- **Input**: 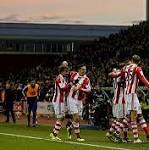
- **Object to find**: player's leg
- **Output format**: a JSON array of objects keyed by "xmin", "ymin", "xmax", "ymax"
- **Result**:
[
  {"xmin": 106, "ymin": 103, "xmax": 117, "ymax": 137},
  {"xmin": 122, "ymin": 117, "xmax": 130, "ymax": 142},
  {"xmin": 72, "ymin": 113, "xmax": 85, "ymax": 141},
  {"xmin": 65, "ymin": 97, "xmax": 73, "ymax": 139},
  {"xmin": 137, "ymin": 114, "xmax": 149, "ymax": 140},
  {"xmin": 113, "ymin": 103, "xmax": 130, "ymax": 143},
  {"xmin": 121, "ymin": 104, "xmax": 129, "ymax": 142},
  {"xmin": 27, "ymin": 99, "xmax": 32, "ymax": 127},
  {"xmin": 135, "ymin": 96, "xmax": 149, "ymax": 140},
  {"xmin": 65, "ymin": 114, "xmax": 73, "ymax": 139},
  {"xmin": 107, "ymin": 103, "xmax": 125, "ymax": 142},
  {"xmin": 127, "ymin": 94, "xmax": 142, "ymax": 143},
  {"xmin": 5, "ymin": 104, "xmax": 10, "ymax": 122},
  {"xmin": 50, "ymin": 118, "xmax": 64, "ymax": 141},
  {"xmin": 10, "ymin": 104, "xmax": 16, "ymax": 123},
  {"xmin": 106, "ymin": 118, "xmax": 117, "ymax": 142},
  {"xmin": 106, "ymin": 104, "xmax": 118, "ymax": 141},
  {"xmin": 130, "ymin": 110, "xmax": 142, "ymax": 143},
  {"xmin": 50, "ymin": 102, "xmax": 64, "ymax": 141},
  {"xmin": 32, "ymin": 99, "xmax": 37, "ymax": 127},
  {"xmin": 68, "ymin": 97, "xmax": 85, "ymax": 141},
  {"xmin": 73, "ymin": 100, "xmax": 85, "ymax": 142}
]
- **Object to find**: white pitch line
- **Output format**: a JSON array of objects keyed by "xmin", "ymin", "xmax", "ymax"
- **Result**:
[{"xmin": 0, "ymin": 132, "xmax": 132, "ymax": 150}]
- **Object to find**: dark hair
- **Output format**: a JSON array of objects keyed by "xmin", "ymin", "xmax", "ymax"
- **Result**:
[
  {"xmin": 119, "ymin": 62, "xmax": 126, "ymax": 68},
  {"xmin": 132, "ymin": 54, "xmax": 141, "ymax": 64},
  {"xmin": 77, "ymin": 64, "xmax": 86, "ymax": 70}
]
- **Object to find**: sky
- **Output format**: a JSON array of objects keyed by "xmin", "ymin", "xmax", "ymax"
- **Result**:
[{"xmin": 0, "ymin": 0, "xmax": 146, "ymax": 25}]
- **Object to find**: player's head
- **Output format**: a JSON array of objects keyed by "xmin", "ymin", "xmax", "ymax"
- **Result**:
[
  {"xmin": 112, "ymin": 68, "xmax": 117, "ymax": 72},
  {"xmin": 58, "ymin": 65, "xmax": 69, "ymax": 76},
  {"xmin": 131, "ymin": 54, "xmax": 141, "ymax": 65},
  {"xmin": 30, "ymin": 80, "xmax": 36, "ymax": 87},
  {"xmin": 6, "ymin": 82, "xmax": 10, "ymax": 89},
  {"xmin": 61, "ymin": 61, "xmax": 68, "ymax": 67},
  {"xmin": 78, "ymin": 64, "xmax": 87, "ymax": 76}
]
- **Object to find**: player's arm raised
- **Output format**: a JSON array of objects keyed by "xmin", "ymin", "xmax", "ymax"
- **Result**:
[{"xmin": 136, "ymin": 67, "xmax": 149, "ymax": 88}]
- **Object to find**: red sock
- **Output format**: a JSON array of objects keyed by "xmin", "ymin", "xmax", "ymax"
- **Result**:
[
  {"xmin": 143, "ymin": 127, "xmax": 149, "ymax": 135},
  {"xmin": 138, "ymin": 116, "xmax": 149, "ymax": 135}
]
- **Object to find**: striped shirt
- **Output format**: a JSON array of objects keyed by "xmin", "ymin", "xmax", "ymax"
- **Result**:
[
  {"xmin": 124, "ymin": 64, "xmax": 149, "ymax": 94},
  {"xmin": 52, "ymin": 74, "xmax": 69, "ymax": 103}
]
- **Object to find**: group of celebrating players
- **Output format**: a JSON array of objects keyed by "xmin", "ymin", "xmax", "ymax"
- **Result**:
[
  {"xmin": 50, "ymin": 61, "xmax": 91, "ymax": 142},
  {"xmin": 106, "ymin": 54, "xmax": 149, "ymax": 143},
  {"xmin": 50, "ymin": 54, "xmax": 149, "ymax": 143}
]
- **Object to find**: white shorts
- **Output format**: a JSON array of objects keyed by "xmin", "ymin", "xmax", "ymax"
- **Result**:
[
  {"xmin": 52, "ymin": 102, "xmax": 65, "ymax": 118},
  {"xmin": 67, "ymin": 96, "xmax": 83, "ymax": 116},
  {"xmin": 125, "ymin": 93, "xmax": 142, "ymax": 114},
  {"xmin": 112, "ymin": 103, "xmax": 126, "ymax": 118}
]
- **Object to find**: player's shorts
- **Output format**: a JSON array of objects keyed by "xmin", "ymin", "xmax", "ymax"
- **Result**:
[
  {"xmin": 52, "ymin": 102, "xmax": 65, "ymax": 118},
  {"xmin": 67, "ymin": 96, "xmax": 83, "ymax": 116},
  {"xmin": 125, "ymin": 93, "xmax": 142, "ymax": 115},
  {"xmin": 112, "ymin": 103, "xmax": 126, "ymax": 118}
]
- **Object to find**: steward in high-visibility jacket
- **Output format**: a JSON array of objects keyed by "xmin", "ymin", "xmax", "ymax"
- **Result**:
[{"xmin": 22, "ymin": 80, "xmax": 40, "ymax": 127}]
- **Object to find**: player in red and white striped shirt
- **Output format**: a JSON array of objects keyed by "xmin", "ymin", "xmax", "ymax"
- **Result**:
[
  {"xmin": 106, "ymin": 68, "xmax": 128, "ymax": 142},
  {"xmin": 124, "ymin": 55, "xmax": 149, "ymax": 143},
  {"xmin": 110, "ymin": 56, "xmax": 149, "ymax": 143},
  {"xmin": 50, "ymin": 65, "xmax": 70, "ymax": 141},
  {"xmin": 67, "ymin": 65, "xmax": 91, "ymax": 142}
]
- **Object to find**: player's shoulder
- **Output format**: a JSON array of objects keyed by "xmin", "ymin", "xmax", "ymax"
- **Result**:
[
  {"xmin": 35, "ymin": 83, "xmax": 39, "ymax": 87},
  {"xmin": 70, "ymin": 71, "xmax": 77, "ymax": 76},
  {"xmin": 84, "ymin": 75, "xmax": 90, "ymax": 81},
  {"xmin": 135, "ymin": 66, "xmax": 142, "ymax": 72},
  {"xmin": 27, "ymin": 84, "xmax": 30, "ymax": 88},
  {"xmin": 123, "ymin": 64, "xmax": 129, "ymax": 71},
  {"xmin": 56, "ymin": 74, "xmax": 63, "ymax": 80},
  {"xmin": 69, "ymin": 71, "xmax": 78, "ymax": 79},
  {"xmin": 55, "ymin": 74, "xmax": 60, "ymax": 81}
]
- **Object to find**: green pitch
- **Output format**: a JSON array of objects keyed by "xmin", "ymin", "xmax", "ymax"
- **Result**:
[{"xmin": 0, "ymin": 123, "xmax": 148, "ymax": 150}]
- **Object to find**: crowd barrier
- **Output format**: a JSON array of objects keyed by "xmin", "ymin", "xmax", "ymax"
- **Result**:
[{"xmin": 0, "ymin": 101, "xmax": 54, "ymax": 117}]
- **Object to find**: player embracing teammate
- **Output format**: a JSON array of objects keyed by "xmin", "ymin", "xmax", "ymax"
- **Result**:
[
  {"xmin": 106, "ymin": 67, "xmax": 129, "ymax": 143},
  {"xmin": 50, "ymin": 63, "xmax": 91, "ymax": 142},
  {"xmin": 107, "ymin": 55, "xmax": 149, "ymax": 143},
  {"xmin": 67, "ymin": 64, "xmax": 91, "ymax": 141}
]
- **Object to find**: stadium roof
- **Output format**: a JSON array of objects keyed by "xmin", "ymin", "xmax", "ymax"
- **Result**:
[{"xmin": 0, "ymin": 23, "xmax": 128, "ymax": 41}]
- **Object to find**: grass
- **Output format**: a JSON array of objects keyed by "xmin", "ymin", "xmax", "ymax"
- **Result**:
[{"xmin": 0, "ymin": 122, "xmax": 148, "ymax": 150}]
